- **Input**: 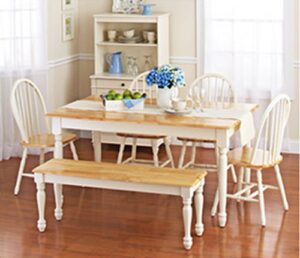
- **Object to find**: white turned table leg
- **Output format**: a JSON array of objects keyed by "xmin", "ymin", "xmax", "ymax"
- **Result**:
[
  {"xmin": 93, "ymin": 132, "xmax": 102, "ymax": 162},
  {"xmin": 182, "ymin": 195, "xmax": 193, "ymax": 250},
  {"xmin": 53, "ymin": 118, "xmax": 64, "ymax": 221},
  {"xmin": 54, "ymin": 183, "xmax": 63, "ymax": 220},
  {"xmin": 195, "ymin": 179, "xmax": 205, "ymax": 236},
  {"xmin": 218, "ymin": 147, "xmax": 228, "ymax": 227},
  {"xmin": 36, "ymin": 180, "xmax": 46, "ymax": 232}
]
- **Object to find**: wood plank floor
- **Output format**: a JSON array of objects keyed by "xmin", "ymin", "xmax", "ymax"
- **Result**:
[{"xmin": 0, "ymin": 139, "xmax": 298, "ymax": 258}]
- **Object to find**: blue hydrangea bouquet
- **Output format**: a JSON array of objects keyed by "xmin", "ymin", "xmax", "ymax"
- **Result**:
[{"xmin": 146, "ymin": 64, "xmax": 186, "ymax": 89}]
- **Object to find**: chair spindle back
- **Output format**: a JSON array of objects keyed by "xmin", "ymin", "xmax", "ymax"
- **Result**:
[
  {"xmin": 251, "ymin": 94, "xmax": 291, "ymax": 166},
  {"xmin": 129, "ymin": 71, "xmax": 157, "ymax": 99},
  {"xmin": 189, "ymin": 73, "xmax": 235, "ymax": 105},
  {"xmin": 10, "ymin": 79, "xmax": 50, "ymax": 143}
]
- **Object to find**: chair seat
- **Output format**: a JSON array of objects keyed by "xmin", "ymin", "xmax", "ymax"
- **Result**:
[
  {"xmin": 177, "ymin": 137, "xmax": 216, "ymax": 143},
  {"xmin": 228, "ymin": 147, "xmax": 283, "ymax": 169},
  {"xmin": 117, "ymin": 133, "xmax": 166, "ymax": 140},
  {"xmin": 21, "ymin": 133, "xmax": 77, "ymax": 148}
]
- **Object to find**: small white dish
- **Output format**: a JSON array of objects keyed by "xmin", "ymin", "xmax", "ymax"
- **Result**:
[{"xmin": 164, "ymin": 108, "xmax": 192, "ymax": 115}]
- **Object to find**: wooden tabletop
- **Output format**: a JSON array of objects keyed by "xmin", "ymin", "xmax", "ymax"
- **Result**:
[{"xmin": 47, "ymin": 96, "xmax": 258, "ymax": 130}]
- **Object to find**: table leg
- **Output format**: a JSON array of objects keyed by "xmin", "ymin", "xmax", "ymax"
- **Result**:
[
  {"xmin": 36, "ymin": 179, "xmax": 46, "ymax": 232},
  {"xmin": 93, "ymin": 132, "xmax": 102, "ymax": 162},
  {"xmin": 53, "ymin": 118, "xmax": 64, "ymax": 220},
  {"xmin": 182, "ymin": 195, "xmax": 193, "ymax": 250},
  {"xmin": 195, "ymin": 179, "xmax": 205, "ymax": 236},
  {"xmin": 54, "ymin": 183, "xmax": 63, "ymax": 220},
  {"xmin": 218, "ymin": 147, "xmax": 228, "ymax": 227}
]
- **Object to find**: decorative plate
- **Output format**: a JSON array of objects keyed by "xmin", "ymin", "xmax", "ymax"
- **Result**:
[
  {"xmin": 112, "ymin": 0, "xmax": 144, "ymax": 14},
  {"xmin": 164, "ymin": 108, "xmax": 192, "ymax": 115}
]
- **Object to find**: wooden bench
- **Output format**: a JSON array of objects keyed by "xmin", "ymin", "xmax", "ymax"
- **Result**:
[{"xmin": 33, "ymin": 159, "xmax": 207, "ymax": 250}]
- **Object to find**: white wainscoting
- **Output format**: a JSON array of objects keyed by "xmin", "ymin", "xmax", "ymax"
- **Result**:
[{"xmin": 48, "ymin": 54, "xmax": 197, "ymax": 68}]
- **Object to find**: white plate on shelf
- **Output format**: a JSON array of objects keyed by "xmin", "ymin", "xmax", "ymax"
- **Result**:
[
  {"xmin": 117, "ymin": 36, "xmax": 143, "ymax": 44},
  {"xmin": 164, "ymin": 108, "xmax": 192, "ymax": 115}
]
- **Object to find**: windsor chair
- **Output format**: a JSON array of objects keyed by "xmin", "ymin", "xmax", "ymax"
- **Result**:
[
  {"xmin": 178, "ymin": 73, "xmax": 237, "ymax": 181},
  {"xmin": 211, "ymin": 94, "xmax": 291, "ymax": 226},
  {"xmin": 116, "ymin": 71, "xmax": 174, "ymax": 168},
  {"xmin": 10, "ymin": 79, "xmax": 78, "ymax": 195}
]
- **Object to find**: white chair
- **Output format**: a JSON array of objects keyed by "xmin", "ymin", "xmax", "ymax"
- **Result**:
[
  {"xmin": 10, "ymin": 79, "xmax": 78, "ymax": 195},
  {"xmin": 117, "ymin": 71, "xmax": 174, "ymax": 168},
  {"xmin": 211, "ymin": 94, "xmax": 291, "ymax": 226},
  {"xmin": 178, "ymin": 73, "xmax": 237, "ymax": 181}
]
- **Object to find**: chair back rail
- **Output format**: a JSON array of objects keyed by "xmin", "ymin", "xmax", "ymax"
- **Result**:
[
  {"xmin": 129, "ymin": 71, "xmax": 157, "ymax": 99},
  {"xmin": 189, "ymin": 73, "xmax": 235, "ymax": 105},
  {"xmin": 251, "ymin": 94, "xmax": 291, "ymax": 165},
  {"xmin": 10, "ymin": 79, "xmax": 50, "ymax": 143}
]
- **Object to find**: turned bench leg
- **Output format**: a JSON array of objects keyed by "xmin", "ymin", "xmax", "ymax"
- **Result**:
[
  {"xmin": 54, "ymin": 183, "xmax": 63, "ymax": 220},
  {"xmin": 195, "ymin": 179, "xmax": 205, "ymax": 236},
  {"xmin": 35, "ymin": 177, "xmax": 46, "ymax": 232}
]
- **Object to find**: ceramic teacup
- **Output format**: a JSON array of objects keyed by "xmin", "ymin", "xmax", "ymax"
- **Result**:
[
  {"xmin": 147, "ymin": 31, "xmax": 156, "ymax": 44},
  {"xmin": 123, "ymin": 29, "xmax": 135, "ymax": 39},
  {"xmin": 171, "ymin": 98, "xmax": 188, "ymax": 111},
  {"xmin": 107, "ymin": 30, "xmax": 117, "ymax": 42}
]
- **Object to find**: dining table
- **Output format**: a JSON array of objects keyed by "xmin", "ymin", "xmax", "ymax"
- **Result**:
[{"xmin": 47, "ymin": 95, "xmax": 258, "ymax": 227}]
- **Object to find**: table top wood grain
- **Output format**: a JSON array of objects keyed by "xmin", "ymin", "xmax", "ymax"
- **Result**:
[
  {"xmin": 33, "ymin": 159, "xmax": 207, "ymax": 187},
  {"xmin": 47, "ymin": 96, "xmax": 258, "ymax": 130}
]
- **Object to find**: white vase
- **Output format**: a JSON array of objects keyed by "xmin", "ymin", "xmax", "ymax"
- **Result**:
[{"xmin": 156, "ymin": 87, "xmax": 178, "ymax": 109}]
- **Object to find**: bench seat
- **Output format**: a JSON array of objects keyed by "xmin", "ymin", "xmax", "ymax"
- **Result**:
[{"xmin": 33, "ymin": 159, "xmax": 207, "ymax": 250}]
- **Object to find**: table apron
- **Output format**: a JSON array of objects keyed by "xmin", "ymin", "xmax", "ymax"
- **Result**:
[{"xmin": 60, "ymin": 118, "xmax": 234, "ymax": 146}]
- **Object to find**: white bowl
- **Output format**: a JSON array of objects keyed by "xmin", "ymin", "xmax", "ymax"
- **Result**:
[{"xmin": 123, "ymin": 29, "xmax": 135, "ymax": 39}]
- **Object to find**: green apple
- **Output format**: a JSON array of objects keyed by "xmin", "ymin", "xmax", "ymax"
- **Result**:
[
  {"xmin": 132, "ymin": 92, "xmax": 142, "ymax": 99},
  {"xmin": 123, "ymin": 89, "xmax": 132, "ymax": 97},
  {"xmin": 124, "ymin": 95, "xmax": 132, "ymax": 100},
  {"xmin": 108, "ymin": 90, "xmax": 117, "ymax": 96},
  {"xmin": 115, "ymin": 93, "xmax": 123, "ymax": 100},
  {"xmin": 106, "ymin": 94, "xmax": 114, "ymax": 100}
]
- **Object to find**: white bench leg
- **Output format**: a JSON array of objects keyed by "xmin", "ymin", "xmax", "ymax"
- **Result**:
[
  {"xmin": 182, "ymin": 194, "xmax": 193, "ymax": 250},
  {"xmin": 36, "ymin": 181, "xmax": 46, "ymax": 232},
  {"xmin": 54, "ymin": 184, "xmax": 63, "ymax": 220},
  {"xmin": 195, "ymin": 179, "xmax": 205, "ymax": 236}
]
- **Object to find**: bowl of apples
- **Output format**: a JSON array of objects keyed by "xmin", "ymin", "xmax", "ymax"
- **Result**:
[{"xmin": 101, "ymin": 89, "xmax": 146, "ymax": 111}]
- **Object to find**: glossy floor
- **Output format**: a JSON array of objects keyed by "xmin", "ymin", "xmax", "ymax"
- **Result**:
[{"xmin": 0, "ymin": 139, "xmax": 298, "ymax": 258}]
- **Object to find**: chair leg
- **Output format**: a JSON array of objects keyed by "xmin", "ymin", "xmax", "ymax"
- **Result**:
[
  {"xmin": 178, "ymin": 140, "xmax": 187, "ymax": 169},
  {"xmin": 257, "ymin": 169, "xmax": 266, "ymax": 226},
  {"xmin": 131, "ymin": 138, "xmax": 137, "ymax": 161},
  {"xmin": 117, "ymin": 137, "xmax": 126, "ymax": 164},
  {"xmin": 14, "ymin": 148, "xmax": 28, "ymax": 195},
  {"xmin": 151, "ymin": 139, "xmax": 159, "ymax": 167},
  {"xmin": 70, "ymin": 141, "xmax": 79, "ymax": 160},
  {"xmin": 230, "ymin": 165, "xmax": 237, "ymax": 183},
  {"xmin": 190, "ymin": 142, "xmax": 197, "ymax": 165},
  {"xmin": 164, "ymin": 137, "xmax": 175, "ymax": 168},
  {"xmin": 211, "ymin": 187, "xmax": 219, "ymax": 217},
  {"xmin": 237, "ymin": 167, "xmax": 244, "ymax": 192},
  {"xmin": 274, "ymin": 165, "xmax": 289, "ymax": 210},
  {"xmin": 39, "ymin": 148, "xmax": 45, "ymax": 165}
]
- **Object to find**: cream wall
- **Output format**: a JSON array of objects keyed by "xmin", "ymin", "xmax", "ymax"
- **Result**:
[{"xmin": 47, "ymin": 0, "xmax": 80, "ymax": 110}]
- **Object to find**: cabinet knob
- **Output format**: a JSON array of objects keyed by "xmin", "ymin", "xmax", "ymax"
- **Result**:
[{"xmin": 121, "ymin": 83, "xmax": 125, "ymax": 87}]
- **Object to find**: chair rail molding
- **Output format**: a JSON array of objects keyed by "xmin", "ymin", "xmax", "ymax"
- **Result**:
[{"xmin": 48, "ymin": 54, "xmax": 197, "ymax": 69}]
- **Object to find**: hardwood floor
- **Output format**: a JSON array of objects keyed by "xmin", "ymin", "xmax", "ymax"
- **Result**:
[{"xmin": 0, "ymin": 139, "xmax": 298, "ymax": 258}]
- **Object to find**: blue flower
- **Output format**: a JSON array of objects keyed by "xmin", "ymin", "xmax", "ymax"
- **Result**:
[{"xmin": 146, "ymin": 64, "xmax": 186, "ymax": 89}]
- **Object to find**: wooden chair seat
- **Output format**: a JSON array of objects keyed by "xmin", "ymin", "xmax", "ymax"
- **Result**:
[
  {"xmin": 117, "ymin": 133, "xmax": 166, "ymax": 140},
  {"xmin": 177, "ymin": 137, "xmax": 216, "ymax": 143},
  {"xmin": 228, "ymin": 147, "xmax": 283, "ymax": 169},
  {"xmin": 21, "ymin": 133, "xmax": 77, "ymax": 148}
]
